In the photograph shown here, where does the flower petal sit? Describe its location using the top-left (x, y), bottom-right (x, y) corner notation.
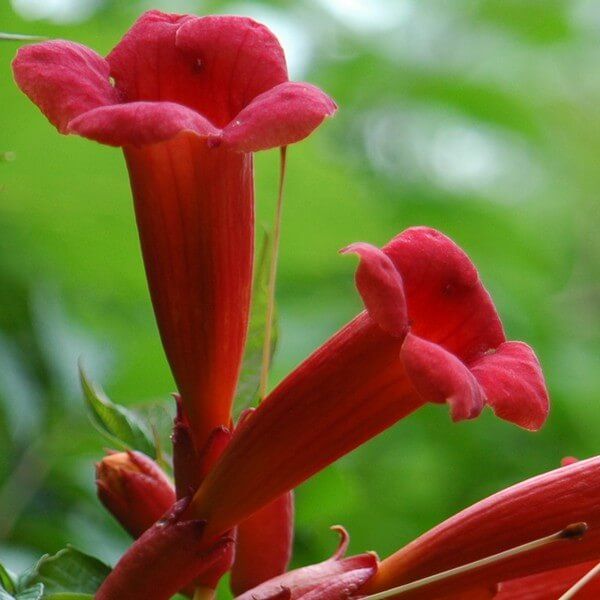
top-left (68, 101), bottom-right (221, 147)
top-left (231, 492), bottom-right (295, 595)
top-left (106, 11), bottom-right (195, 105)
top-left (221, 82), bottom-right (337, 152)
top-left (385, 227), bottom-right (505, 363)
top-left (366, 457), bottom-right (600, 598)
top-left (235, 528), bottom-right (377, 600)
top-left (496, 561), bottom-right (600, 599)
top-left (124, 137), bottom-right (254, 451)
top-left (176, 15), bottom-right (288, 126)
top-left (470, 341), bottom-right (549, 431)
top-left (109, 11), bottom-right (287, 126)
top-left (12, 40), bottom-right (118, 133)
top-left (401, 333), bottom-right (484, 422)
top-left (340, 242), bottom-right (408, 337)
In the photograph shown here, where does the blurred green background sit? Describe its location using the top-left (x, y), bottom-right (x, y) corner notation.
top-left (1, 0), bottom-right (599, 596)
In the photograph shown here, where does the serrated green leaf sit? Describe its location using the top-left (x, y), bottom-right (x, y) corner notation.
top-left (79, 365), bottom-right (155, 456)
top-left (18, 548), bottom-right (109, 597)
top-left (233, 231), bottom-right (278, 417)
top-left (0, 563), bottom-right (16, 594)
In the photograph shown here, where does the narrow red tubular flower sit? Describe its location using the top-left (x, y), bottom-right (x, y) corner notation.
top-left (96, 451), bottom-right (175, 539)
top-left (231, 491), bottom-right (295, 595)
top-left (495, 561), bottom-right (600, 599)
top-left (12, 10), bottom-right (336, 451)
top-left (190, 227), bottom-right (549, 536)
top-left (235, 527), bottom-right (377, 600)
top-left (364, 457), bottom-right (600, 599)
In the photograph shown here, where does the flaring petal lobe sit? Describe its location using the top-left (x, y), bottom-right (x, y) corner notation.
top-left (341, 242), bottom-right (408, 337)
top-left (68, 101), bottom-right (221, 147)
top-left (235, 528), bottom-right (377, 600)
top-left (384, 227), bottom-right (505, 363)
top-left (107, 11), bottom-right (194, 106)
top-left (470, 341), bottom-right (549, 431)
top-left (176, 15), bottom-right (288, 125)
top-left (401, 333), bottom-right (484, 421)
top-left (12, 40), bottom-right (118, 133)
top-left (222, 82), bottom-right (337, 152)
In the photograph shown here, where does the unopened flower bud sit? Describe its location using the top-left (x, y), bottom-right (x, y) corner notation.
top-left (96, 451), bottom-right (175, 538)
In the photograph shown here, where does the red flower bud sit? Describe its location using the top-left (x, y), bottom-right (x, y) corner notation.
top-left (96, 451), bottom-right (175, 538)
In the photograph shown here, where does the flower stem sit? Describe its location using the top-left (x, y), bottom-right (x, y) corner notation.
top-left (361, 522), bottom-right (588, 600)
top-left (259, 146), bottom-right (287, 400)
top-left (559, 560), bottom-right (600, 600)
top-left (193, 587), bottom-right (215, 600)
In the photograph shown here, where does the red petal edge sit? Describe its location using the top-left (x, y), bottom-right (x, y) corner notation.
top-left (385, 227), bottom-right (506, 363)
top-left (68, 101), bottom-right (221, 147)
top-left (222, 82), bottom-right (337, 152)
top-left (470, 341), bottom-right (549, 431)
top-left (341, 242), bottom-right (408, 338)
top-left (235, 527), bottom-right (377, 600)
top-left (401, 333), bottom-right (485, 421)
top-left (12, 40), bottom-right (118, 133)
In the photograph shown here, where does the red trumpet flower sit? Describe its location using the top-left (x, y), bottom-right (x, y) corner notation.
top-left (191, 227), bottom-right (549, 536)
top-left (362, 457), bottom-right (600, 599)
top-left (12, 10), bottom-right (336, 451)
top-left (96, 226), bottom-right (549, 600)
top-left (234, 458), bottom-right (600, 600)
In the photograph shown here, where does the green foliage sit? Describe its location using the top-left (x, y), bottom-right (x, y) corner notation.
top-left (79, 365), bottom-right (155, 457)
top-left (0, 584), bottom-right (44, 600)
top-left (18, 548), bottom-right (109, 598)
top-left (1, 1), bottom-right (599, 598)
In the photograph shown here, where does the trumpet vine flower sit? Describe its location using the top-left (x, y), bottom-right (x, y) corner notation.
top-left (234, 457), bottom-right (600, 600)
top-left (96, 226), bottom-right (549, 599)
top-left (191, 227), bottom-right (549, 536)
top-left (362, 457), bottom-right (600, 599)
top-left (12, 10), bottom-right (336, 451)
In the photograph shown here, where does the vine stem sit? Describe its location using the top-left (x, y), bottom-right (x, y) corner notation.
top-left (193, 587), bottom-right (215, 600)
top-left (258, 146), bottom-right (287, 400)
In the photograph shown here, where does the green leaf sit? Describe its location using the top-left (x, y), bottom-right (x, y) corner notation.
top-left (16, 585), bottom-right (43, 600)
top-left (0, 563), bottom-right (16, 594)
top-left (19, 547), bottom-right (109, 598)
top-left (79, 365), bottom-right (155, 456)
top-left (233, 231), bottom-right (278, 417)
top-left (0, 584), bottom-right (43, 600)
